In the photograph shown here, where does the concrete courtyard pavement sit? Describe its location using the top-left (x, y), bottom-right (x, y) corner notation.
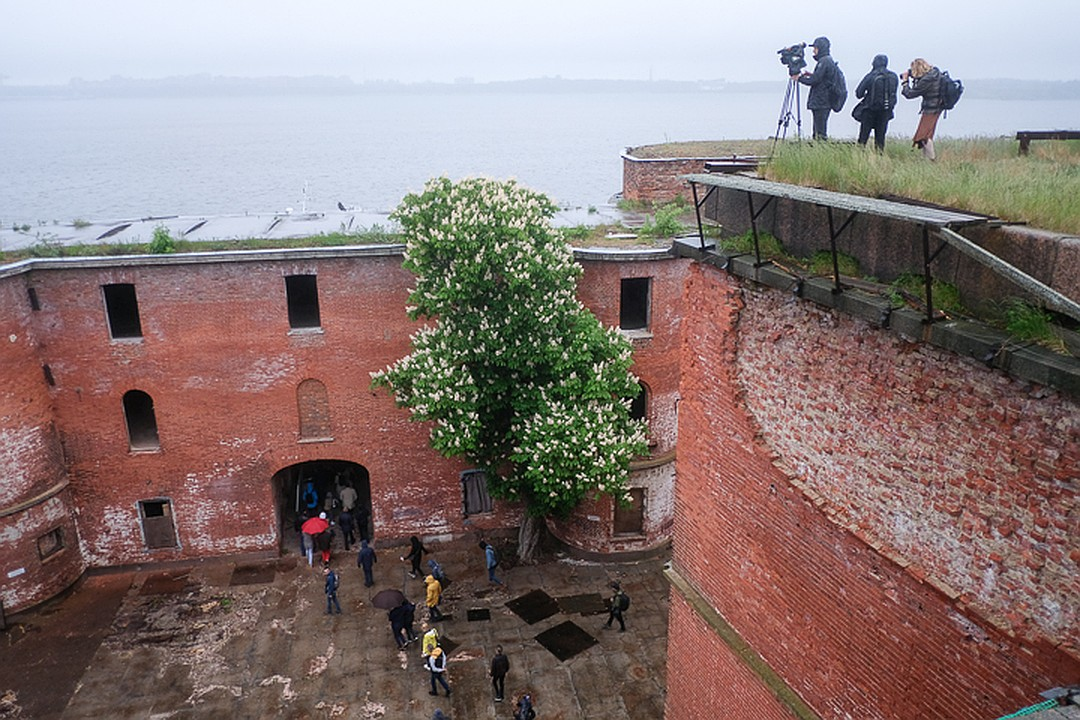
top-left (1, 539), bottom-right (669, 719)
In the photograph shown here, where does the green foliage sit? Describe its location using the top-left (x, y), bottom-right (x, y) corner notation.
top-left (148, 225), bottom-right (177, 254)
top-left (891, 273), bottom-right (966, 316)
top-left (807, 250), bottom-right (860, 277)
top-left (639, 203), bottom-right (687, 237)
top-left (372, 177), bottom-right (648, 519)
top-left (765, 138), bottom-right (1080, 235)
top-left (718, 230), bottom-right (786, 257)
top-left (72, 218), bottom-right (91, 229)
top-left (1003, 299), bottom-right (1066, 351)
top-left (561, 225), bottom-right (592, 241)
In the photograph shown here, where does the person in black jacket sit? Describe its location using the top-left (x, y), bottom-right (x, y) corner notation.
top-left (798, 36), bottom-right (839, 140)
top-left (853, 54), bottom-right (899, 151)
top-left (901, 57), bottom-right (943, 160)
top-left (489, 644), bottom-right (510, 702)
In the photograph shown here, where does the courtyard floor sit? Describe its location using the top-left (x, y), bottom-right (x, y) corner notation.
top-left (1, 538), bottom-right (669, 719)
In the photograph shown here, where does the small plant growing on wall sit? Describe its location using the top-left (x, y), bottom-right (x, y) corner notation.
top-left (148, 225), bottom-right (176, 254)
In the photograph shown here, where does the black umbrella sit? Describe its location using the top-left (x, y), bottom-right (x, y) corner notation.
top-left (372, 588), bottom-right (406, 610)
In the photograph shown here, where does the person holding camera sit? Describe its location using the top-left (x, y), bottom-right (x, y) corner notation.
top-left (900, 58), bottom-right (943, 160)
top-left (853, 54), bottom-right (899, 151)
top-left (797, 36), bottom-right (839, 140)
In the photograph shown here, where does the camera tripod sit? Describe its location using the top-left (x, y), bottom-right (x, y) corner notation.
top-left (772, 75), bottom-right (803, 150)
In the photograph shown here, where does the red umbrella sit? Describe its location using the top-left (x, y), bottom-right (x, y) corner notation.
top-left (301, 516), bottom-right (329, 535)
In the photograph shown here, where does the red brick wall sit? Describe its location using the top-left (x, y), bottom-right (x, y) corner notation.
top-left (665, 593), bottom-right (795, 720)
top-left (549, 254), bottom-right (686, 552)
top-left (0, 272), bottom-right (83, 611)
top-left (24, 254), bottom-right (503, 571)
top-left (622, 156), bottom-right (707, 204)
top-left (670, 263), bottom-right (1080, 720)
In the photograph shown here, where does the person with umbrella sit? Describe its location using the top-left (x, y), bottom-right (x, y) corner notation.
top-left (371, 587), bottom-right (406, 611)
top-left (388, 598), bottom-right (409, 649)
top-left (301, 513), bottom-right (330, 567)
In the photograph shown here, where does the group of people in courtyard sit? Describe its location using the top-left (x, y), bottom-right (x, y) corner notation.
top-left (795, 35), bottom-right (954, 158)
top-left (301, 492), bottom-right (633, 718)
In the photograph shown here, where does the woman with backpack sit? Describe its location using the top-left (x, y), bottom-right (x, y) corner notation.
top-left (901, 57), bottom-right (944, 160)
top-left (852, 54), bottom-right (899, 151)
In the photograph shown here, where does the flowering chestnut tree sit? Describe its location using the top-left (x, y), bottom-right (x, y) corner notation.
top-left (371, 177), bottom-right (647, 562)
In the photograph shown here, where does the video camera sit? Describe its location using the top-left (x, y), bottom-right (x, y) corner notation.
top-left (777, 43), bottom-right (807, 75)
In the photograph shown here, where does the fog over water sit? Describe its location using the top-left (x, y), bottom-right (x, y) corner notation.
top-left (2, 90), bottom-right (1078, 224)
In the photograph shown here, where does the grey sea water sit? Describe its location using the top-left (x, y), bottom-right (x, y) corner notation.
top-left (2, 91), bottom-right (1078, 224)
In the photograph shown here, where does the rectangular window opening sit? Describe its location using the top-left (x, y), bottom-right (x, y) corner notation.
top-left (139, 499), bottom-right (178, 549)
top-left (620, 277), bottom-right (651, 330)
top-left (37, 527), bottom-right (64, 560)
top-left (42, 364), bottom-right (56, 387)
top-left (613, 488), bottom-right (646, 535)
top-left (462, 470), bottom-right (494, 516)
top-left (27, 287), bottom-right (41, 311)
top-left (103, 283), bottom-right (143, 339)
top-left (285, 275), bottom-right (321, 329)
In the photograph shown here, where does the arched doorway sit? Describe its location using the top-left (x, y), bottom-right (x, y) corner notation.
top-left (271, 460), bottom-right (371, 554)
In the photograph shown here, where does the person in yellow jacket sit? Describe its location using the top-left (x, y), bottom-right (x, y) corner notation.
top-left (421, 623), bottom-right (440, 659)
top-left (424, 574), bottom-right (444, 620)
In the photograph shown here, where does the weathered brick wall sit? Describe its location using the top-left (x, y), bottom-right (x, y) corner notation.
top-left (665, 594), bottom-right (794, 720)
top-left (0, 273), bottom-right (82, 611)
top-left (622, 156), bottom-right (705, 204)
top-left (670, 263), bottom-right (1079, 720)
top-left (24, 253), bottom-right (498, 571)
top-left (549, 253), bottom-right (686, 552)
top-left (2, 249), bottom-right (683, 610)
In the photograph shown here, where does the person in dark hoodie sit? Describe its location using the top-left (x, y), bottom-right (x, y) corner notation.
top-left (901, 57), bottom-right (943, 160)
top-left (853, 54), bottom-right (899, 151)
top-left (797, 36), bottom-right (839, 140)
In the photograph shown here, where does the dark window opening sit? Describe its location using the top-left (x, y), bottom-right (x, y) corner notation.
top-left (37, 528), bottom-right (64, 560)
top-left (42, 364), bottom-right (56, 387)
top-left (297, 379), bottom-right (332, 440)
top-left (123, 389), bottom-right (160, 450)
top-left (614, 488), bottom-right (646, 535)
top-left (462, 470), bottom-right (494, 515)
top-left (286, 275), bottom-right (321, 329)
top-left (139, 499), bottom-right (178, 549)
top-left (629, 382), bottom-right (647, 422)
top-left (103, 283), bottom-right (143, 338)
top-left (27, 287), bottom-right (41, 311)
top-left (620, 277), bottom-right (651, 330)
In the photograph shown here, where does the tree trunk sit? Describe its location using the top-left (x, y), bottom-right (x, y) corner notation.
top-left (517, 512), bottom-right (544, 565)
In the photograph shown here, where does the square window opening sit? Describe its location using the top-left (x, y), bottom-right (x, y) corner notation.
top-left (139, 499), bottom-right (178, 549)
top-left (103, 283), bottom-right (143, 339)
top-left (286, 275), bottom-right (321, 329)
top-left (37, 528), bottom-right (64, 560)
top-left (620, 277), bottom-right (651, 331)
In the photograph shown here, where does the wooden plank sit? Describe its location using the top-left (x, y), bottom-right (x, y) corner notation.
top-left (683, 173), bottom-right (987, 228)
top-left (935, 226), bottom-right (1080, 322)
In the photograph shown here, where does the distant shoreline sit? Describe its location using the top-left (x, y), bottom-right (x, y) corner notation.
top-left (2, 75), bottom-right (1079, 101)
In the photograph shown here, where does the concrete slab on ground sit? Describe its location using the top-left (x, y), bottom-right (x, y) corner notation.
top-left (0, 539), bottom-right (669, 719)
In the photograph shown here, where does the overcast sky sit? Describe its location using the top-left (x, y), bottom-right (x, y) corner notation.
top-left (3, 0), bottom-right (1077, 86)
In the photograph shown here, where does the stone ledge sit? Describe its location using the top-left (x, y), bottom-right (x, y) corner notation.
top-left (673, 240), bottom-right (1080, 398)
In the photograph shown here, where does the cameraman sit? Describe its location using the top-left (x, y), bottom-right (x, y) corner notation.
top-left (797, 36), bottom-right (838, 140)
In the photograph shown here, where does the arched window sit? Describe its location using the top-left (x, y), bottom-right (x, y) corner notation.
top-left (123, 389), bottom-right (160, 450)
top-left (630, 381), bottom-right (648, 422)
top-left (297, 379), bottom-right (332, 440)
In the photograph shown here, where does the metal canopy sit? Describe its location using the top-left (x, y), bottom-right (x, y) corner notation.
top-left (684, 172), bottom-right (1001, 323)
top-left (684, 173), bottom-right (989, 228)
